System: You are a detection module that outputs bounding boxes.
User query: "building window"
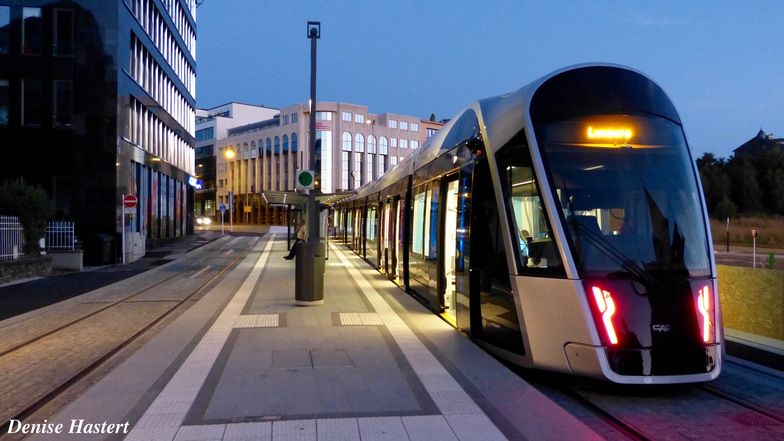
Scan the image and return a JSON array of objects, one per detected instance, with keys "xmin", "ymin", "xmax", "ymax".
[
  {"xmin": 22, "ymin": 7, "xmax": 42, "ymax": 55},
  {"xmin": 22, "ymin": 79, "xmax": 42, "ymax": 126},
  {"xmin": 54, "ymin": 80, "xmax": 72, "ymax": 127},
  {"xmin": 196, "ymin": 127, "xmax": 215, "ymax": 142},
  {"xmin": 400, "ymin": 121, "xmax": 408, "ymax": 131},
  {"xmin": 316, "ymin": 111, "xmax": 332, "ymax": 121},
  {"xmin": 377, "ymin": 152, "xmax": 384, "ymax": 177},
  {"xmin": 0, "ymin": 7, "xmax": 10, "ymax": 55},
  {"xmin": 282, "ymin": 115, "xmax": 289, "ymax": 125},
  {"xmin": 367, "ymin": 135, "xmax": 376, "ymax": 154},
  {"xmin": 291, "ymin": 132, "xmax": 298, "ymax": 153},
  {"xmin": 342, "ymin": 132, "xmax": 352, "ymax": 151},
  {"xmin": 354, "ymin": 152, "xmax": 362, "ymax": 188},
  {"xmin": 291, "ymin": 113, "xmax": 298, "ymax": 123},
  {"xmin": 411, "ymin": 123, "xmax": 419, "ymax": 132},
  {"xmin": 342, "ymin": 151, "xmax": 350, "ymax": 190},
  {"xmin": 400, "ymin": 139, "xmax": 408, "ymax": 149},
  {"xmin": 391, "ymin": 156, "xmax": 398, "ymax": 166},
  {"xmin": 354, "ymin": 133, "xmax": 364, "ymax": 152},
  {"xmin": 342, "ymin": 111, "xmax": 352, "ymax": 121},
  {"xmin": 366, "ymin": 153, "xmax": 373, "ymax": 183},
  {"xmin": 411, "ymin": 140, "xmax": 419, "ymax": 149},
  {"xmin": 354, "ymin": 113, "xmax": 364, "ymax": 124},
  {"xmin": 0, "ymin": 80, "xmax": 8, "ymax": 126},
  {"xmin": 389, "ymin": 119, "xmax": 397, "ymax": 129},
  {"xmin": 54, "ymin": 9, "xmax": 73, "ymax": 56},
  {"xmin": 379, "ymin": 137, "xmax": 388, "ymax": 155},
  {"xmin": 427, "ymin": 127, "xmax": 438, "ymax": 138},
  {"xmin": 390, "ymin": 138, "xmax": 397, "ymax": 148}
]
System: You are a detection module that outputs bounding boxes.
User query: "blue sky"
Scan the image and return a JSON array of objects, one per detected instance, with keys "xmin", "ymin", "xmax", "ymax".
[{"xmin": 194, "ymin": 1, "xmax": 784, "ymax": 159}]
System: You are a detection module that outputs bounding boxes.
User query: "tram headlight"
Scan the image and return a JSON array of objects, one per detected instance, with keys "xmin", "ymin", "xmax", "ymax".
[{"xmin": 591, "ymin": 286, "xmax": 619, "ymax": 345}]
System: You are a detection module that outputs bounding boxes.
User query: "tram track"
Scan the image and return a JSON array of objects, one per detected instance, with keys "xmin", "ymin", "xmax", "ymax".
[
  {"xmin": 515, "ymin": 354, "xmax": 784, "ymax": 440},
  {"xmin": 0, "ymin": 239, "xmax": 237, "ymax": 358},
  {"xmin": 0, "ymin": 235, "xmax": 261, "ymax": 437},
  {"xmin": 560, "ymin": 385, "xmax": 653, "ymax": 441}
]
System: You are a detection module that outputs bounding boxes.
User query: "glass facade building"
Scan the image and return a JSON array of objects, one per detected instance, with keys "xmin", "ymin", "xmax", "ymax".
[{"xmin": 0, "ymin": 0, "xmax": 197, "ymax": 262}]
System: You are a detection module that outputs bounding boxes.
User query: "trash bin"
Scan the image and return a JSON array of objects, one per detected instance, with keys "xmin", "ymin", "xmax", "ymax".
[
  {"xmin": 295, "ymin": 242, "xmax": 325, "ymax": 305},
  {"xmin": 84, "ymin": 233, "xmax": 114, "ymax": 265}
]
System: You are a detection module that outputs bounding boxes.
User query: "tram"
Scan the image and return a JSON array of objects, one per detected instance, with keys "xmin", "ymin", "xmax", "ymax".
[{"xmin": 332, "ymin": 64, "xmax": 722, "ymax": 384}]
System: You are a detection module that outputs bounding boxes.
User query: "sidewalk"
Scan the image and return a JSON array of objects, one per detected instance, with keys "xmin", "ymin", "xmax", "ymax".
[{"xmin": 29, "ymin": 232, "xmax": 599, "ymax": 440}]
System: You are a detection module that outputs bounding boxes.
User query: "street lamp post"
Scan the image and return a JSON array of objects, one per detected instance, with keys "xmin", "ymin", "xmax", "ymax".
[
  {"xmin": 293, "ymin": 20, "xmax": 325, "ymax": 306},
  {"xmin": 307, "ymin": 21, "xmax": 320, "ymax": 242}
]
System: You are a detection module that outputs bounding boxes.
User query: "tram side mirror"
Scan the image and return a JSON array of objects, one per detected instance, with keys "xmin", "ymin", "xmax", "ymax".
[{"xmin": 465, "ymin": 134, "xmax": 484, "ymax": 154}]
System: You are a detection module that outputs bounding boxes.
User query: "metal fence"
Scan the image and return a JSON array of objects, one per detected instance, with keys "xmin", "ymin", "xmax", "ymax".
[
  {"xmin": 0, "ymin": 215, "xmax": 25, "ymax": 261},
  {"xmin": 45, "ymin": 221, "xmax": 76, "ymax": 251}
]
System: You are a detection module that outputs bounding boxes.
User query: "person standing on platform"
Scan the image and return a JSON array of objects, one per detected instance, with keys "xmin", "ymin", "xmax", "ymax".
[{"xmin": 284, "ymin": 221, "xmax": 307, "ymax": 260}]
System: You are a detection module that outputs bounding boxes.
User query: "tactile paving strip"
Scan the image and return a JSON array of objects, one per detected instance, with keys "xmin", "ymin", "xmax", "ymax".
[
  {"xmin": 234, "ymin": 314, "xmax": 279, "ymax": 328},
  {"xmin": 339, "ymin": 312, "xmax": 384, "ymax": 326}
]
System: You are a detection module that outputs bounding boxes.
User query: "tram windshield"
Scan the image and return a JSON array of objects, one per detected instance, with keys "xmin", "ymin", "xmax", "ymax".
[{"xmin": 536, "ymin": 114, "xmax": 710, "ymax": 278}]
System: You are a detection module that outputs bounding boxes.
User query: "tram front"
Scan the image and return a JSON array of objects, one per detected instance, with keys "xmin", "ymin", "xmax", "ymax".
[{"xmin": 526, "ymin": 66, "xmax": 721, "ymax": 383}]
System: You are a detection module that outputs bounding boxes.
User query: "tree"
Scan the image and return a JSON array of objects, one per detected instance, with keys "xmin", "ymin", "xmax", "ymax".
[
  {"xmin": 0, "ymin": 179, "xmax": 55, "ymax": 255},
  {"xmin": 726, "ymin": 156, "xmax": 763, "ymax": 214},
  {"xmin": 697, "ymin": 152, "xmax": 734, "ymax": 218}
]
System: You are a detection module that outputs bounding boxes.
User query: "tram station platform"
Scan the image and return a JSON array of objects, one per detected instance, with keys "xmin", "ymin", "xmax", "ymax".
[{"xmin": 24, "ymin": 229, "xmax": 600, "ymax": 441}]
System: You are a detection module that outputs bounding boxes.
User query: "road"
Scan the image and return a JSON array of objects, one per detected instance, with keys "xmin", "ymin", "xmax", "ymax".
[{"xmin": 714, "ymin": 249, "xmax": 784, "ymax": 269}]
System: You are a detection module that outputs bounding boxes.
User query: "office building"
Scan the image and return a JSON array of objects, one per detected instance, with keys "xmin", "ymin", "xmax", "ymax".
[
  {"xmin": 216, "ymin": 102, "xmax": 443, "ymax": 225},
  {"xmin": 195, "ymin": 103, "xmax": 279, "ymax": 221},
  {"xmin": 0, "ymin": 0, "xmax": 197, "ymax": 263}
]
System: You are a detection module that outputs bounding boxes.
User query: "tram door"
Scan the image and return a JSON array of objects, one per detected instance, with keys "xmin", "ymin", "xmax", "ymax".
[
  {"xmin": 441, "ymin": 177, "xmax": 460, "ymax": 322},
  {"xmin": 381, "ymin": 200, "xmax": 395, "ymax": 278},
  {"xmin": 396, "ymin": 198, "xmax": 405, "ymax": 288}
]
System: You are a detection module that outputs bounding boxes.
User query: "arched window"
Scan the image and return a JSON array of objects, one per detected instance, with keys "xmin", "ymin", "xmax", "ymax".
[
  {"xmin": 274, "ymin": 136, "xmax": 280, "ymax": 155},
  {"xmin": 342, "ymin": 132, "xmax": 352, "ymax": 151},
  {"xmin": 354, "ymin": 133, "xmax": 364, "ymax": 152},
  {"xmin": 283, "ymin": 134, "xmax": 289, "ymax": 153},
  {"xmin": 291, "ymin": 133, "xmax": 298, "ymax": 153},
  {"xmin": 368, "ymin": 135, "xmax": 376, "ymax": 153},
  {"xmin": 266, "ymin": 138, "xmax": 272, "ymax": 153},
  {"xmin": 379, "ymin": 136, "xmax": 388, "ymax": 155}
]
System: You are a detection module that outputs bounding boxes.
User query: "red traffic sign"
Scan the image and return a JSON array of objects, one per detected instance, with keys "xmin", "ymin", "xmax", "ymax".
[
  {"xmin": 123, "ymin": 194, "xmax": 138, "ymax": 209},
  {"xmin": 750, "ymin": 228, "xmax": 758, "ymax": 238}
]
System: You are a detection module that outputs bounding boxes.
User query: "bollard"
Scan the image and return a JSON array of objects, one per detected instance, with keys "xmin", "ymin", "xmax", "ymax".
[
  {"xmin": 295, "ymin": 242, "xmax": 325, "ymax": 305},
  {"xmin": 769, "ymin": 252, "xmax": 775, "ymax": 269}
]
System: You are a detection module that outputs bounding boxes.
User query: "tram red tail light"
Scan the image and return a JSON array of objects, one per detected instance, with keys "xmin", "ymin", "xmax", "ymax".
[
  {"xmin": 591, "ymin": 286, "xmax": 619, "ymax": 345},
  {"xmin": 697, "ymin": 285, "xmax": 712, "ymax": 343}
]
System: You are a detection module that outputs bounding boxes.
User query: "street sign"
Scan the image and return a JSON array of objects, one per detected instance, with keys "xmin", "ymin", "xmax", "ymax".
[
  {"xmin": 123, "ymin": 194, "xmax": 138, "ymax": 208},
  {"xmin": 296, "ymin": 170, "xmax": 315, "ymax": 189},
  {"xmin": 751, "ymin": 228, "xmax": 758, "ymax": 238},
  {"xmin": 219, "ymin": 203, "xmax": 227, "ymax": 212}
]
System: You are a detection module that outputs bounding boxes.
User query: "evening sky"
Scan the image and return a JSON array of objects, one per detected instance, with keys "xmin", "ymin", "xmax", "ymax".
[{"xmin": 194, "ymin": 1, "xmax": 784, "ymax": 159}]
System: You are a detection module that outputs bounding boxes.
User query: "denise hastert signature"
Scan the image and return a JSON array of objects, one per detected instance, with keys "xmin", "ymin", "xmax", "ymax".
[{"xmin": 7, "ymin": 418, "xmax": 130, "ymax": 435}]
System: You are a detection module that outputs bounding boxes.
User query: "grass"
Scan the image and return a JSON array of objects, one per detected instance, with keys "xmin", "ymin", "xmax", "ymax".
[
  {"xmin": 717, "ymin": 265, "xmax": 784, "ymax": 341},
  {"xmin": 710, "ymin": 215, "xmax": 784, "ymax": 250}
]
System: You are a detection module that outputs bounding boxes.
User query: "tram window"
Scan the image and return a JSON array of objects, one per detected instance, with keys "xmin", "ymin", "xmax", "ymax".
[
  {"xmin": 366, "ymin": 206, "xmax": 377, "ymax": 240},
  {"xmin": 497, "ymin": 130, "xmax": 565, "ymax": 276},
  {"xmin": 412, "ymin": 187, "xmax": 426, "ymax": 255}
]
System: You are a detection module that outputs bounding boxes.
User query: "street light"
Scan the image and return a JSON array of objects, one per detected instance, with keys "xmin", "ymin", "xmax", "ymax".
[{"xmin": 223, "ymin": 147, "xmax": 235, "ymax": 230}]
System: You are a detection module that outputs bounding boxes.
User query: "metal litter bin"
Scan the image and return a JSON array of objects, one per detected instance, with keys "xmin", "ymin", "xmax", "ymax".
[{"xmin": 295, "ymin": 242, "xmax": 325, "ymax": 305}]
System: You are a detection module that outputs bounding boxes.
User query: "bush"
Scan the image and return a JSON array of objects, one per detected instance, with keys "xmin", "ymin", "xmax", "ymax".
[{"xmin": 0, "ymin": 179, "xmax": 55, "ymax": 255}]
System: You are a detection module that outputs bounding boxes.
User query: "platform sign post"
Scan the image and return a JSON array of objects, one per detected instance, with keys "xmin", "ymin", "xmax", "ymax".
[
  {"xmin": 122, "ymin": 194, "xmax": 137, "ymax": 264},
  {"xmin": 726, "ymin": 217, "xmax": 730, "ymax": 252},
  {"xmin": 219, "ymin": 203, "xmax": 227, "ymax": 235},
  {"xmin": 751, "ymin": 228, "xmax": 758, "ymax": 268},
  {"xmin": 228, "ymin": 191, "xmax": 233, "ymax": 233}
]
